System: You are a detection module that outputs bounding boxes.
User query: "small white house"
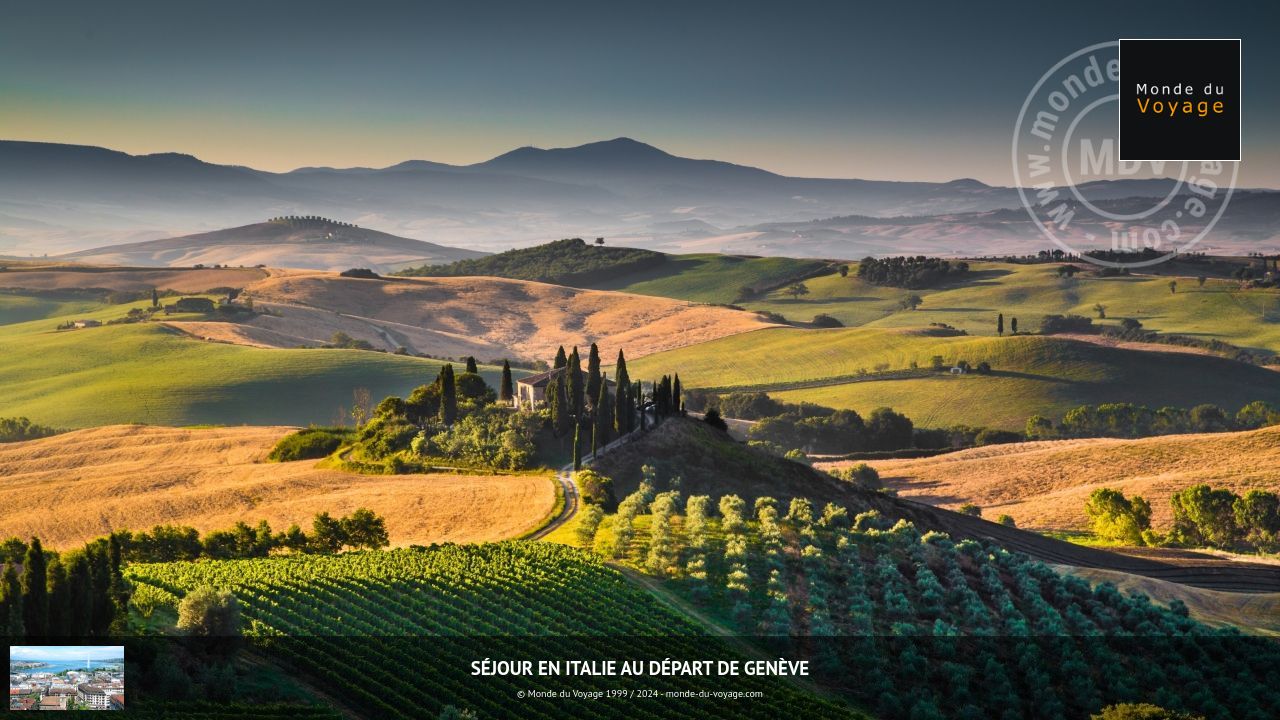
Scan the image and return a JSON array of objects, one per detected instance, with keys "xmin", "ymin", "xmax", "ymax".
[{"xmin": 949, "ymin": 366, "xmax": 966, "ymax": 375}]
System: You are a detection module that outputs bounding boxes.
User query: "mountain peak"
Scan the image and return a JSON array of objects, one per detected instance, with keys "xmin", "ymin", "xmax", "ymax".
[{"xmin": 479, "ymin": 137, "xmax": 672, "ymax": 167}]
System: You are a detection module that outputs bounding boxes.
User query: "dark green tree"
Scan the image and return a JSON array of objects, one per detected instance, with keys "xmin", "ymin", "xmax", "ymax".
[
  {"xmin": 66, "ymin": 552, "xmax": 93, "ymax": 637},
  {"xmin": 2, "ymin": 565, "xmax": 23, "ymax": 636},
  {"xmin": 310, "ymin": 512, "xmax": 349, "ymax": 553},
  {"xmin": 499, "ymin": 360, "xmax": 513, "ymax": 403},
  {"xmin": 593, "ymin": 373, "xmax": 612, "ymax": 453},
  {"xmin": 46, "ymin": 557, "xmax": 69, "ymax": 635},
  {"xmin": 614, "ymin": 350, "xmax": 631, "ymax": 434},
  {"xmin": 465, "ymin": 356, "xmax": 478, "ymax": 374},
  {"xmin": 567, "ymin": 347, "xmax": 585, "ymax": 418},
  {"xmin": 21, "ymin": 537, "xmax": 48, "ymax": 637},
  {"xmin": 553, "ymin": 346, "xmax": 567, "ymax": 369},
  {"xmin": 151, "ymin": 287, "xmax": 159, "ymax": 308},
  {"xmin": 997, "ymin": 313, "xmax": 1004, "ymax": 336},
  {"xmin": 586, "ymin": 343, "xmax": 602, "ymax": 410},
  {"xmin": 1011, "ymin": 317, "xmax": 1018, "ymax": 333},
  {"xmin": 88, "ymin": 544, "xmax": 113, "ymax": 636},
  {"xmin": 673, "ymin": 374, "xmax": 682, "ymax": 414},
  {"xmin": 572, "ymin": 421, "xmax": 582, "ymax": 471},
  {"xmin": 438, "ymin": 364, "xmax": 458, "ymax": 425}
]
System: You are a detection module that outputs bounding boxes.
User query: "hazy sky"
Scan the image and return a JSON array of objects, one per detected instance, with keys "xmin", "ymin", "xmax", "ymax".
[{"xmin": 3, "ymin": 0, "xmax": 1277, "ymax": 185}]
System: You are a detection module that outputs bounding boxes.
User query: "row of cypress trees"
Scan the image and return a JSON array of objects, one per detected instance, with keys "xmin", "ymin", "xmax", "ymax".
[{"xmin": 0, "ymin": 535, "xmax": 126, "ymax": 638}]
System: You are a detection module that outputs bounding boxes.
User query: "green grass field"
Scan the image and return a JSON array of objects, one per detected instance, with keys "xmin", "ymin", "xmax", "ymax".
[
  {"xmin": 631, "ymin": 327, "xmax": 1280, "ymax": 429},
  {"xmin": 741, "ymin": 262, "xmax": 1280, "ymax": 352},
  {"xmin": 0, "ymin": 307, "xmax": 506, "ymax": 428},
  {"xmin": 586, "ymin": 253, "xmax": 829, "ymax": 304},
  {"xmin": 0, "ymin": 293, "xmax": 107, "ymax": 325}
]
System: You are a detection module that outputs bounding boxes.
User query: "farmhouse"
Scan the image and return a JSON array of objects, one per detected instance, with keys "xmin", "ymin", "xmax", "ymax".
[
  {"xmin": 514, "ymin": 368, "xmax": 561, "ymax": 409},
  {"xmin": 72, "ymin": 319, "xmax": 101, "ymax": 328},
  {"xmin": 514, "ymin": 367, "xmax": 615, "ymax": 410},
  {"xmin": 167, "ymin": 297, "xmax": 216, "ymax": 313}
]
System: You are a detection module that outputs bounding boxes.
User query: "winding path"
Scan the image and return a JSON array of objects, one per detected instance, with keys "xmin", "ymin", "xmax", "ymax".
[{"xmin": 525, "ymin": 465, "xmax": 578, "ymax": 540}]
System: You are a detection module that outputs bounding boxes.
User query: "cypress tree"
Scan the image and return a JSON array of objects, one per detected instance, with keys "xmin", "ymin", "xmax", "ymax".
[
  {"xmin": 586, "ymin": 343, "xmax": 602, "ymax": 409},
  {"xmin": 614, "ymin": 350, "xmax": 631, "ymax": 435},
  {"xmin": 567, "ymin": 347, "xmax": 585, "ymax": 419},
  {"xmin": 88, "ymin": 545, "xmax": 113, "ymax": 637},
  {"xmin": 572, "ymin": 421, "xmax": 582, "ymax": 471},
  {"xmin": 548, "ymin": 374, "xmax": 571, "ymax": 436},
  {"xmin": 997, "ymin": 313, "xmax": 1004, "ymax": 336},
  {"xmin": 499, "ymin": 360, "xmax": 514, "ymax": 404},
  {"xmin": 65, "ymin": 552, "xmax": 91, "ymax": 638},
  {"xmin": 673, "ymin": 374, "xmax": 682, "ymax": 415},
  {"xmin": 465, "ymin": 356, "xmax": 479, "ymax": 374},
  {"xmin": 438, "ymin": 364, "xmax": 457, "ymax": 425},
  {"xmin": 553, "ymin": 346, "xmax": 567, "ymax": 369},
  {"xmin": 151, "ymin": 287, "xmax": 159, "ymax": 308},
  {"xmin": 1011, "ymin": 317, "xmax": 1018, "ymax": 334},
  {"xmin": 46, "ymin": 558, "xmax": 69, "ymax": 636},
  {"xmin": 594, "ymin": 373, "xmax": 612, "ymax": 452},
  {"xmin": 21, "ymin": 537, "xmax": 48, "ymax": 637},
  {"xmin": 2, "ymin": 565, "xmax": 22, "ymax": 636},
  {"xmin": 638, "ymin": 382, "xmax": 648, "ymax": 431}
]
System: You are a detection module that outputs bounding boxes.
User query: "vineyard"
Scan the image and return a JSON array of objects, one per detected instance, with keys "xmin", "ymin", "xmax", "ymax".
[
  {"xmin": 582, "ymin": 480, "xmax": 1280, "ymax": 720},
  {"xmin": 125, "ymin": 543, "xmax": 863, "ymax": 719}
]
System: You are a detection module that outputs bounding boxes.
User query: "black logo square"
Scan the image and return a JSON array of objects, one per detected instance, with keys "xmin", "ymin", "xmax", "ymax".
[{"xmin": 1119, "ymin": 39, "xmax": 1240, "ymax": 161}]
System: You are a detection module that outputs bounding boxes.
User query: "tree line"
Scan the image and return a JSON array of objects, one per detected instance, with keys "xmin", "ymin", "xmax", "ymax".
[
  {"xmin": 1086, "ymin": 485, "xmax": 1280, "ymax": 551},
  {"xmin": 1027, "ymin": 400, "xmax": 1280, "ymax": 440},
  {"xmin": 0, "ymin": 535, "xmax": 125, "ymax": 638},
  {"xmin": 856, "ymin": 256, "xmax": 970, "ymax": 289}
]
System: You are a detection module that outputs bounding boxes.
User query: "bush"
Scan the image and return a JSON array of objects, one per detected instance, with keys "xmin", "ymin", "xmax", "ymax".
[
  {"xmin": 177, "ymin": 586, "xmax": 241, "ymax": 636},
  {"xmin": 957, "ymin": 504, "xmax": 982, "ymax": 517},
  {"xmin": 974, "ymin": 428, "xmax": 1022, "ymax": 446},
  {"xmin": 837, "ymin": 463, "xmax": 882, "ymax": 491},
  {"xmin": 702, "ymin": 408, "xmax": 729, "ymax": 432},
  {"xmin": 1092, "ymin": 704, "xmax": 1205, "ymax": 720},
  {"xmin": 996, "ymin": 514, "xmax": 1016, "ymax": 527},
  {"xmin": 0, "ymin": 417, "xmax": 58, "ymax": 443},
  {"xmin": 267, "ymin": 427, "xmax": 354, "ymax": 462},
  {"xmin": 576, "ymin": 470, "xmax": 615, "ymax": 509},
  {"xmin": 1039, "ymin": 314, "xmax": 1094, "ymax": 334},
  {"xmin": 339, "ymin": 268, "xmax": 380, "ymax": 279},
  {"xmin": 810, "ymin": 313, "xmax": 843, "ymax": 328}
]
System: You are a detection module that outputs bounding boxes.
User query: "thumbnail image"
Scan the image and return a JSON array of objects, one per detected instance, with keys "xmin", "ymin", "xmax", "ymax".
[{"xmin": 9, "ymin": 646, "xmax": 124, "ymax": 711}]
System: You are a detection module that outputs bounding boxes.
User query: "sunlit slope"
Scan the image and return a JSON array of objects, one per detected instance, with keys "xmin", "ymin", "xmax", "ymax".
[
  {"xmin": 816, "ymin": 424, "xmax": 1280, "ymax": 532},
  {"xmin": 584, "ymin": 253, "xmax": 828, "ymax": 304},
  {"xmin": 0, "ymin": 425, "xmax": 553, "ymax": 547},
  {"xmin": 0, "ymin": 320, "xmax": 482, "ymax": 428},
  {"xmin": 741, "ymin": 262, "xmax": 1280, "ymax": 352},
  {"xmin": 631, "ymin": 327, "xmax": 1280, "ymax": 429}
]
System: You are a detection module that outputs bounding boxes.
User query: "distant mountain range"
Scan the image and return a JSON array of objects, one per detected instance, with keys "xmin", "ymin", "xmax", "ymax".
[
  {"xmin": 1, "ymin": 138, "xmax": 1276, "ymax": 260},
  {"xmin": 59, "ymin": 218, "xmax": 486, "ymax": 272}
]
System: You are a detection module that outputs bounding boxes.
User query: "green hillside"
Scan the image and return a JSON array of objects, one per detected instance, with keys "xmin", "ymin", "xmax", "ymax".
[
  {"xmin": 397, "ymin": 236, "xmax": 666, "ymax": 285},
  {"xmin": 0, "ymin": 313, "xmax": 503, "ymax": 428},
  {"xmin": 743, "ymin": 262, "xmax": 1280, "ymax": 352},
  {"xmin": 630, "ymin": 328, "xmax": 1280, "ymax": 429},
  {"xmin": 586, "ymin": 253, "xmax": 830, "ymax": 304},
  {"xmin": 0, "ymin": 292, "xmax": 106, "ymax": 324},
  {"xmin": 126, "ymin": 543, "xmax": 861, "ymax": 720},
  {"xmin": 581, "ymin": 478, "xmax": 1280, "ymax": 720}
]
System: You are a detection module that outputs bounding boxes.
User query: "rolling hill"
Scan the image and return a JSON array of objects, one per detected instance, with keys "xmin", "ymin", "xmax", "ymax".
[
  {"xmin": 0, "ymin": 425, "xmax": 555, "ymax": 548},
  {"xmin": 0, "ymin": 306, "xmax": 496, "ymax": 427},
  {"xmin": 59, "ymin": 217, "xmax": 485, "ymax": 272},
  {"xmin": 819, "ymin": 424, "xmax": 1280, "ymax": 532},
  {"xmin": 629, "ymin": 327, "xmax": 1280, "ymax": 429},
  {"xmin": 175, "ymin": 270, "xmax": 778, "ymax": 363}
]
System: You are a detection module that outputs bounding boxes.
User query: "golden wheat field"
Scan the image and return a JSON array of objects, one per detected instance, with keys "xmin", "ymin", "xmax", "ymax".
[
  {"xmin": 0, "ymin": 425, "xmax": 556, "ymax": 549},
  {"xmin": 170, "ymin": 270, "xmax": 776, "ymax": 362},
  {"xmin": 817, "ymin": 426, "xmax": 1280, "ymax": 531}
]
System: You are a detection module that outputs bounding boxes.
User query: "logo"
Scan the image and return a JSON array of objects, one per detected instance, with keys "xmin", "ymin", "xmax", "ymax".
[{"xmin": 1012, "ymin": 41, "xmax": 1238, "ymax": 268}]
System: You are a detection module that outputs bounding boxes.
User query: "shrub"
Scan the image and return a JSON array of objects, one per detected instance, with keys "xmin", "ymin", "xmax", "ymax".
[
  {"xmin": 811, "ymin": 313, "xmax": 844, "ymax": 328},
  {"xmin": 1039, "ymin": 314, "xmax": 1094, "ymax": 334},
  {"xmin": 575, "ymin": 470, "xmax": 615, "ymax": 508},
  {"xmin": 177, "ymin": 586, "xmax": 241, "ymax": 636},
  {"xmin": 974, "ymin": 428, "xmax": 1022, "ymax": 446},
  {"xmin": 957, "ymin": 504, "xmax": 982, "ymax": 517},
  {"xmin": 996, "ymin": 514, "xmax": 1017, "ymax": 527},
  {"xmin": 267, "ymin": 427, "xmax": 353, "ymax": 462},
  {"xmin": 702, "ymin": 408, "xmax": 729, "ymax": 432}
]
